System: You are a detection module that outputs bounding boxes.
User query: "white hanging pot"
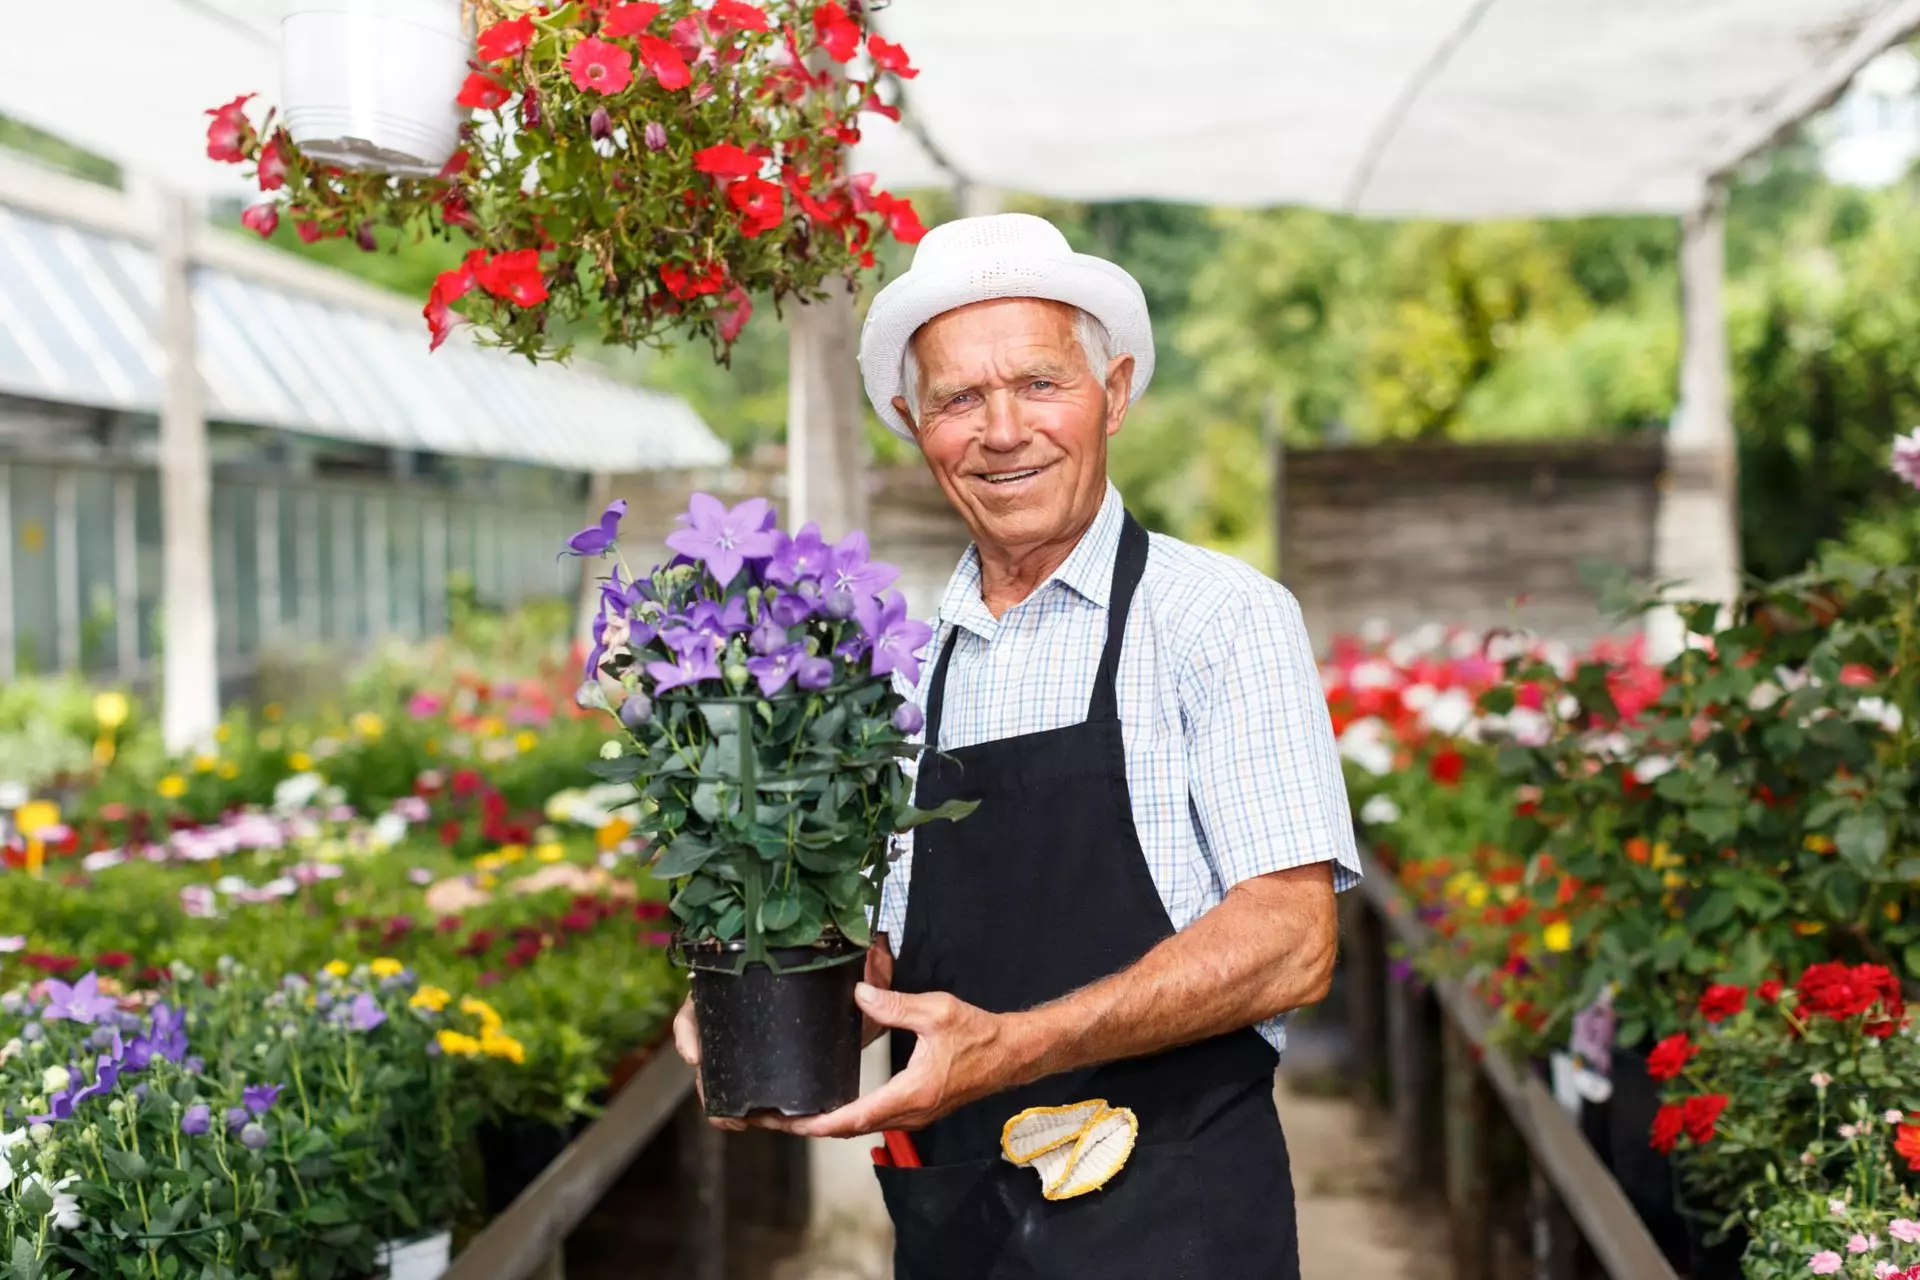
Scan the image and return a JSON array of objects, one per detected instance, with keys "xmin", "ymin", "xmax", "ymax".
[
  {"xmin": 377, "ymin": 1229, "xmax": 454, "ymax": 1280},
  {"xmin": 280, "ymin": 0, "xmax": 473, "ymax": 176}
]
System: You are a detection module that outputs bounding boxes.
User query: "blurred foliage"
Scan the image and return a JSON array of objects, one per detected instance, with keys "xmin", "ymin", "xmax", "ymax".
[{"xmin": 0, "ymin": 112, "xmax": 120, "ymax": 185}]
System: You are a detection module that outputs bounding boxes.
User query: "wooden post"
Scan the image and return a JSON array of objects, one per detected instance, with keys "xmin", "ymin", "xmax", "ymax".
[
  {"xmin": 157, "ymin": 193, "xmax": 220, "ymax": 752},
  {"xmin": 1442, "ymin": 1018, "xmax": 1495, "ymax": 1280},
  {"xmin": 1529, "ymin": 1159, "xmax": 1582, "ymax": 1280},
  {"xmin": 1387, "ymin": 965, "xmax": 1438, "ymax": 1187},
  {"xmin": 1648, "ymin": 190, "xmax": 1739, "ymax": 662},
  {"xmin": 1341, "ymin": 893, "xmax": 1385, "ymax": 1105},
  {"xmin": 786, "ymin": 287, "xmax": 868, "ymax": 540},
  {"xmin": 678, "ymin": 1097, "xmax": 726, "ymax": 1280}
]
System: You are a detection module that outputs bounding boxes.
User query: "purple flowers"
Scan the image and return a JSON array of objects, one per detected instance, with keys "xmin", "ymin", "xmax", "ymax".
[
  {"xmin": 859, "ymin": 592, "xmax": 936, "ymax": 685},
  {"xmin": 745, "ymin": 644, "xmax": 805, "ymax": 697},
  {"xmin": 180, "ymin": 1104, "xmax": 211, "ymax": 1136},
  {"xmin": 649, "ymin": 633, "xmax": 722, "ymax": 694},
  {"xmin": 664, "ymin": 494, "xmax": 779, "ymax": 588},
  {"xmin": 1895, "ymin": 427, "xmax": 1920, "ymax": 490},
  {"xmin": 127, "ymin": 1003, "xmax": 187, "ymax": 1070},
  {"xmin": 766, "ymin": 522, "xmax": 833, "ymax": 586},
  {"xmin": 345, "ymin": 993, "xmax": 386, "ymax": 1033},
  {"xmin": 242, "ymin": 1083, "xmax": 281, "ymax": 1117},
  {"xmin": 565, "ymin": 498, "xmax": 628, "ymax": 558},
  {"xmin": 41, "ymin": 974, "xmax": 118, "ymax": 1026},
  {"xmin": 892, "ymin": 702, "xmax": 924, "ymax": 735},
  {"xmin": 240, "ymin": 1123, "xmax": 269, "ymax": 1151}
]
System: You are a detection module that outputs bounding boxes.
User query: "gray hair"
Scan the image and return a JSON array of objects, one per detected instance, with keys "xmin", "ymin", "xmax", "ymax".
[{"xmin": 900, "ymin": 306, "xmax": 1114, "ymax": 423}]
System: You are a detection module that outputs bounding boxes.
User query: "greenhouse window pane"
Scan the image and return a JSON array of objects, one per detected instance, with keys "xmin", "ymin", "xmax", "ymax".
[{"xmin": 10, "ymin": 465, "xmax": 57, "ymax": 675}]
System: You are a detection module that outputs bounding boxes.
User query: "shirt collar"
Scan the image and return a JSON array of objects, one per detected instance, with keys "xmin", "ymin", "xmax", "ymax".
[{"xmin": 935, "ymin": 482, "xmax": 1124, "ymax": 639}]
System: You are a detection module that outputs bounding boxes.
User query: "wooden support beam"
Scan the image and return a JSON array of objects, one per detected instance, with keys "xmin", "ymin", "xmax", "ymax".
[
  {"xmin": 1530, "ymin": 1159, "xmax": 1582, "ymax": 1280},
  {"xmin": 157, "ymin": 193, "xmax": 219, "ymax": 752},
  {"xmin": 1340, "ymin": 889, "xmax": 1385, "ymax": 1105},
  {"xmin": 1443, "ymin": 1016, "xmax": 1495, "ymax": 1280},
  {"xmin": 787, "ymin": 287, "xmax": 868, "ymax": 540},
  {"xmin": 678, "ymin": 1096, "xmax": 726, "ymax": 1280},
  {"xmin": 1386, "ymin": 955, "xmax": 1438, "ymax": 1188}
]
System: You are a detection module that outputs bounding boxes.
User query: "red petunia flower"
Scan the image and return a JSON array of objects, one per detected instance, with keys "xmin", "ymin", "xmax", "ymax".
[
  {"xmin": 812, "ymin": 2, "xmax": 859, "ymax": 61},
  {"xmin": 603, "ymin": 2, "xmax": 662, "ymax": 38},
  {"xmin": 659, "ymin": 260, "xmax": 726, "ymax": 299},
  {"xmin": 438, "ymin": 819, "xmax": 463, "ymax": 846},
  {"xmin": 568, "ymin": 36, "xmax": 635, "ymax": 94},
  {"xmin": 241, "ymin": 203, "xmax": 279, "ymax": 239},
  {"xmin": 295, "ymin": 220, "xmax": 326, "ymax": 245},
  {"xmin": 436, "ymin": 148, "xmax": 473, "ymax": 180},
  {"xmin": 423, "ymin": 254, "xmax": 479, "ymax": 350},
  {"xmin": 1696, "ymin": 984, "xmax": 1748, "ymax": 1023},
  {"xmin": 866, "ymin": 34, "xmax": 917, "ymax": 78},
  {"xmin": 474, "ymin": 248, "xmax": 550, "ymax": 308},
  {"xmin": 1896, "ymin": 1120, "xmax": 1920, "ymax": 1172},
  {"xmin": 457, "ymin": 72, "xmax": 513, "ymax": 111},
  {"xmin": 1681, "ymin": 1094, "xmax": 1728, "ymax": 1145},
  {"xmin": 450, "ymin": 769, "xmax": 485, "ymax": 798},
  {"xmin": 1646, "ymin": 1033, "xmax": 1695, "ymax": 1082},
  {"xmin": 694, "ymin": 142, "xmax": 760, "ymax": 178},
  {"xmin": 635, "ymin": 34, "xmax": 691, "ymax": 90},
  {"xmin": 715, "ymin": 285, "xmax": 753, "ymax": 342},
  {"xmin": 256, "ymin": 135, "xmax": 289, "ymax": 191},
  {"xmin": 94, "ymin": 951, "xmax": 134, "ymax": 970},
  {"xmin": 1650, "ymin": 1103, "xmax": 1684, "ymax": 1154},
  {"xmin": 1427, "ymin": 747, "xmax": 1466, "ymax": 788},
  {"xmin": 205, "ymin": 93, "xmax": 255, "ymax": 164},
  {"xmin": 477, "ymin": 15, "xmax": 536, "ymax": 61},
  {"xmin": 727, "ymin": 175, "xmax": 784, "ymax": 237},
  {"xmin": 1757, "ymin": 978, "xmax": 1782, "ymax": 1003},
  {"xmin": 707, "ymin": 0, "xmax": 769, "ymax": 33},
  {"xmin": 22, "ymin": 953, "xmax": 78, "ymax": 975}
]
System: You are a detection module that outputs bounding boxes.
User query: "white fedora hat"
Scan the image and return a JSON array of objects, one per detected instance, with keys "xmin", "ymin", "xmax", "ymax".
[{"xmin": 858, "ymin": 213, "xmax": 1156, "ymax": 442}]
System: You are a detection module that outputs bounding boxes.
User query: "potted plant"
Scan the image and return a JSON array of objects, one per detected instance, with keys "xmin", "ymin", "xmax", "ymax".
[
  {"xmin": 210, "ymin": 0, "xmax": 926, "ymax": 361},
  {"xmin": 565, "ymin": 494, "xmax": 975, "ymax": 1117},
  {"xmin": 280, "ymin": 0, "xmax": 474, "ymax": 176}
]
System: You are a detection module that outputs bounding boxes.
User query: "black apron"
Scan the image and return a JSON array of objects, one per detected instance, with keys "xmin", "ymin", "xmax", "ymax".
[{"xmin": 873, "ymin": 512, "xmax": 1300, "ymax": 1280}]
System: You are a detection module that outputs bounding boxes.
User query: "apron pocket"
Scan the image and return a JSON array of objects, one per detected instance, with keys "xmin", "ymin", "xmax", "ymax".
[
  {"xmin": 1018, "ymin": 1142, "xmax": 1215, "ymax": 1279},
  {"xmin": 874, "ymin": 1157, "xmax": 1021, "ymax": 1280}
]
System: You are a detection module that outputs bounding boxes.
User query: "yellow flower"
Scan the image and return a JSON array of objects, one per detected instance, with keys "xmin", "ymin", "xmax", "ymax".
[
  {"xmin": 534, "ymin": 842, "xmax": 566, "ymax": 864},
  {"xmin": 596, "ymin": 819, "xmax": 632, "ymax": 851},
  {"xmin": 1662, "ymin": 870, "xmax": 1686, "ymax": 891},
  {"xmin": 157, "ymin": 775, "xmax": 187, "ymax": 800},
  {"xmin": 369, "ymin": 957, "xmax": 404, "ymax": 978},
  {"xmin": 475, "ymin": 845, "xmax": 525, "ymax": 872},
  {"xmin": 214, "ymin": 724, "xmax": 232, "ymax": 744},
  {"xmin": 436, "ymin": 1030, "xmax": 482, "ymax": 1057},
  {"xmin": 460, "ymin": 996, "xmax": 503, "ymax": 1032},
  {"xmin": 288, "ymin": 752, "xmax": 314, "ymax": 772},
  {"xmin": 92, "ymin": 691, "xmax": 129, "ymax": 730},
  {"xmin": 1793, "ymin": 921, "xmax": 1827, "ymax": 936},
  {"xmin": 1804, "ymin": 834, "xmax": 1836, "ymax": 855},
  {"xmin": 514, "ymin": 730, "xmax": 539, "ymax": 753},
  {"xmin": 477, "ymin": 872, "xmax": 498, "ymax": 889},
  {"xmin": 264, "ymin": 703, "xmax": 284, "ymax": 723},
  {"xmin": 409, "ymin": 985, "xmax": 452, "ymax": 1013},
  {"xmin": 1887, "ymin": 901, "xmax": 1902, "ymax": 923},
  {"xmin": 1542, "ymin": 921, "xmax": 1573, "ymax": 953},
  {"xmin": 323, "ymin": 959, "xmax": 350, "ymax": 978},
  {"xmin": 478, "ymin": 716, "xmax": 506, "ymax": 739},
  {"xmin": 191, "ymin": 754, "xmax": 217, "ymax": 774},
  {"xmin": 13, "ymin": 800, "xmax": 60, "ymax": 837},
  {"xmin": 217, "ymin": 761, "xmax": 240, "ymax": 780},
  {"xmin": 425, "ymin": 738, "xmax": 440, "ymax": 757},
  {"xmin": 352, "ymin": 712, "xmax": 385, "ymax": 740},
  {"xmin": 480, "ymin": 1031, "xmax": 526, "ymax": 1064}
]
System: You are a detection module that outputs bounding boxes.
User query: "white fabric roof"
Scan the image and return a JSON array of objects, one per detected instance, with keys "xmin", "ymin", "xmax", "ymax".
[{"xmin": 3, "ymin": 0, "xmax": 1918, "ymax": 217}]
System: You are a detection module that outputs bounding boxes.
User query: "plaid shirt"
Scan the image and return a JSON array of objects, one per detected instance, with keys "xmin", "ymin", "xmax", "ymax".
[{"xmin": 879, "ymin": 483, "xmax": 1362, "ymax": 1053}]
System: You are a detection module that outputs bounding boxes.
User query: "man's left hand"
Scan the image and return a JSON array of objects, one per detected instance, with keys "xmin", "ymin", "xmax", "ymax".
[{"xmin": 781, "ymin": 982, "xmax": 1026, "ymax": 1139}]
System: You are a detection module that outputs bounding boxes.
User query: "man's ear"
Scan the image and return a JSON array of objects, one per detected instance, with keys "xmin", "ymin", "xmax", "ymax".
[
  {"xmin": 1103, "ymin": 354, "xmax": 1135, "ymax": 437},
  {"xmin": 891, "ymin": 396, "xmax": 918, "ymax": 439}
]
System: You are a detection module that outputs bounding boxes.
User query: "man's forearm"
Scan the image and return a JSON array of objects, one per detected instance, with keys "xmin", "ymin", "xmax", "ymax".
[{"xmin": 1001, "ymin": 863, "xmax": 1338, "ymax": 1086}]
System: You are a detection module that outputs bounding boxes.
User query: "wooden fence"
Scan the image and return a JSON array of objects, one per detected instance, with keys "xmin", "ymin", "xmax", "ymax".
[{"xmin": 1343, "ymin": 845, "xmax": 1679, "ymax": 1280}]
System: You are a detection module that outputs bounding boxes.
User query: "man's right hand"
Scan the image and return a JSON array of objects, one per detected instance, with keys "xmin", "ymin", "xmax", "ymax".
[{"xmin": 673, "ymin": 938, "xmax": 895, "ymax": 1130}]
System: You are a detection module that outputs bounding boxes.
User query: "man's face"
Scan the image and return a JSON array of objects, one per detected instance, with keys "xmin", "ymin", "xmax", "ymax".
[{"xmin": 895, "ymin": 298, "xmax": 1133, "ymax": 556}]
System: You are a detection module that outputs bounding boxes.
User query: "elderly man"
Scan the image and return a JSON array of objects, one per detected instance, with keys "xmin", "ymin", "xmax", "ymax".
[{"xmin": 676, "ymin": 213, "xmax": 1360, "ymax": 1278}]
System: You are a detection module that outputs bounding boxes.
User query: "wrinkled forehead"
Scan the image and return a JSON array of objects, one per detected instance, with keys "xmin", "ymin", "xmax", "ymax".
[{"xmin": 906, "ymin": 297, "xmax": 1083, "ymax": 377}]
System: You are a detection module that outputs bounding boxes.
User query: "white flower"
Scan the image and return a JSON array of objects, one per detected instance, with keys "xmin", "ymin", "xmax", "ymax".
[
  {"xmin": 23, "ymin": 1176, "xmax": 83, "ymax": 1231},
  {"xmin": 272, "ymin": 772, "xmax": 325, "ymax": 813},
  {"xmin": 1631, "ymin": 756, "xmax": 1675, "ymax": 784},
  {"xmin": 1832, "ymin": 1199, "xmax": 1851, "ymax": 1218},
  {"xmin": 1747, "ymin": 681, "xmax": 1783, "ymax": 711},
  {"xmin": 0, "ymin": 1128, "xmax": 24, "ymax": 1193},
  {"xmin": 1358, "ymin": 795, "xmax": 1401, "ymax": 826},
  {"xmin": 214, "ymin": 875, "xmax": 249, "ymax": 895},
  {"xmin": 0, "ymin": 936, "xmax": 23, "ymax": 954},
  {"xmin": 1555, "ymin": 694, "xmax": 1581, "ymax": 721},
  {"xmin": 1853, "ymin": 697, "xmax": 1903, "ymax": 733},
  {"xmin": 1485, "ymin": 631, "xmax": 1534, "ymax": 665},
  {"xmin": 1812, "ymin": 1071, "xmax": 1834, "ymax": 1089},
  {"xmin": 80, "ymin": 848, "xmax": 126, "ymax": 873},
  {"xmin": 41, "ymin": 1066, "xmax": 69, "ymax": 1095},
  {"xmin": 1337, "ymin": 719, "xmax": 1395, "ymax": 777},
  {"xmin": 1400, "ymin": 683, "xmax": 1439, "ymax": 713},
  {"xmin": 599, "ymin": 740, "xmax": 624, "ymax": 761},
  {"xmin": 1506, "ymin": 707, "xmax": 1552, "ymax": 747},
  {"xmin": 1422, "ymin": 689, "xmax": 1476, "ymax": 738},
  {"xmin": 370, "ymin": 811, "xmax": 409, "ymax": 849},
  {"xmin": 1359, "ymin": 617, "xmax": 1393, "ymax": 646},
  {"xmin": 1348, "ymin": 659, "xmax": 1398, "ymax": 691},
  {"xmin": 1888, "ymin": 1110, "xmax": 1905, "ymax": 1125},
  {"xmin": 1840, "ymin": 1124, "xmax": 1859, "ymax": 1140},
  {"xmin": 0, "ymin": 781, "xmax": 26, "ymax": 810},
  {"xmin": 1408, "ymin": 622, "xmax": 1448, "ymax": 655}
]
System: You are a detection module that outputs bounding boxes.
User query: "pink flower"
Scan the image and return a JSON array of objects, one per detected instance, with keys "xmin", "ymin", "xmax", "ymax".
[
  {"xmin": 1850, "ymin": 1233, "xmax": 1876, "ymax": 1254},
  {"xmin": 407, "ymin": 692, "xmax": 445, "ymax": 720},
  {"xmin": 0, "ymin": 936, "xmax": 24, "ymax": 953},
  {"xmin": 1809, "ymin": 1253, "xmax": 1844, "ymax": 1275},
  {"xmin": 566, "ymin": 37, "xmax": 634, "ymax": 94},
  {"xmin": 1894, "ymin": 428, "xmax": 1920, "ymax": 490},
  {"xmin": 1890, "ymin": 1220, "xmax": 1920, "ymax": 1244},
  {"xmin": 240, "ymin": 203, "xmax": 279, "ymax": 239}
]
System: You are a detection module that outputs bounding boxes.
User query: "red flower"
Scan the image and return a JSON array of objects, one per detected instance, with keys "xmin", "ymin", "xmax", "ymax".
[
  {"xmin": 634, "ymin": 901, "xmax": 669, "ymax": 921},
  {"xmin": 240, "ymin": 203, "xmax": 279, "ymax": 239},
  {"xmin": 436, "ymin": 148, "xmax": 473, "ymax": 180},
  {"xmin": 204, "ymin": 93, "xmax": 255, "ymax": 163},
  {"xmin": 294, "ymin": 219, "xmax": 326, "ymax": 245},
  {"xmin": 707, "ymin": 0, "xmax": 769, "ymax": 33},
  {"xmin": 256, "ymin": 135, "xmax": 289, "ymax": 191},
  {"xmin": 603, "ymin": 2, "xmax": 662, "ymax": 37},
  {"xmin": 866, "ymin": 34, "xmax": 917, "ymax": 78},
  {"xmin": 1757, "ymin": 978, "xmax": 1782, "ymax": 1003},
  {"xmin": 438, "ymin": 819, "xmax": 463, "ymax": 846},
  {"xmin": 93, "ymin": 951, "xmax": 133, "ymax": 970},
  {"xmin": 635, "ymin": 34, "xmax": 691, "ymax": 90},
  {"xmin": 1796, "ymin": 961, "xmax": 1904, "ymax": 1024},
  {"xmin": 1427, "ymin": 747, "xmax": 1466, "ymax": 788},
  {"xmin": 450, "ymin": 769, "xmax": 485, "ymax": 798},
  {"xmin": 477, "ymin": 15, "xmax": 536, "ymax": 61},
  {"xmin": 659, "ymin": 260, "xmax": 726, "ymax": 299},
  {"xmin": 869, "ymin": 189, "xmax": 926, "ymax": 244},
  {"xmin": 1896, "ymin": 1120, "xmax": 1920, "ymax": 1172},
  {"xmin": 1650, "ymin": 1103, "xmax": 1684, "ymax": 1154},
  {"xmin": 456, "ymin": 72, "xmax": 513, "ymax": 110},
  {"xmin": 424, "ymin": 256, "xmax": 478, "ymax": 350},
  {"xmin": 727, "ymin": 175, "xmax": 784, "ymax": 237},
  {"xmin": 458, "ymin": 929, "xmax": 496, "ymax": 959},
  {"xmin": 812, "ymin": 2, "xmax": 860, "ymax": 61},
  {"xmin": 1646, "ymin": 1033, "xmax": 1695, "ymax": 1082},
  {"xmin": 694, "ymin": 142, "xmax": 760, "ymax": 178},
  {"xmin": 1696, "ymin": 984, "xmax": 1748, "ymax": 1023},
  {"xmin": 474, "ymin": 248, "xmax": 550, "ymax": 307},
  {"xmin": 568, "ymin": 36, "xmax": 635, "ymax": 94},
  {"xmin": 1681, "ymin": 1094, "xmax": 1728, "ymax": 1145},
  {"xmin": 22, "ymin": 953, "xmax": 78, "ymax": 975},
  {"xmin": 715, "ymin": 285, "xmax": 753, "ymax": 342}
]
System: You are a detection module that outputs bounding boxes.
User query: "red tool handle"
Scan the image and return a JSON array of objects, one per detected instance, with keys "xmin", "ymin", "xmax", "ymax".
[
  {"xmin": 870, "ymin": 1144, "xmax": 893, "ymax": 1167},
  {"xmin": 883, "ymin": 1129, "xmax": 922, "ymax": 1168}
]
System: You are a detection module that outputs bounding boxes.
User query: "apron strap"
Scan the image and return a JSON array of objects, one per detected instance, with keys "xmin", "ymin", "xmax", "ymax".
[
  {"xmin": 923, "ymin": 509, "xmax": 1152, "ymax": 750},
  {"xmin": 1086, "ymin": 512, "xmax": 1150, "ymax": 723}
]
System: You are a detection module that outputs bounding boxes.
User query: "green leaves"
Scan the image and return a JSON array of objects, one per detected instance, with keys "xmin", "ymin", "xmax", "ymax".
[
  {"xmin": 894, "ymin": 797, "xmax": 982, "ymax": 831},
  {"xmin": 1833, "ymin": 809, "xmax": 1889, "ymax": 868}
]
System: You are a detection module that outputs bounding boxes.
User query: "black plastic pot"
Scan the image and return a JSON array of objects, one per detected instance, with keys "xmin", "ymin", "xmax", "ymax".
[
  {"xmin": 1605, "ymin": 1042, "xmax": 1693, "ymax": 1271},
  {"xmin": 689, "ymin": 939, "xmax": 865, "ymax": 1118}
]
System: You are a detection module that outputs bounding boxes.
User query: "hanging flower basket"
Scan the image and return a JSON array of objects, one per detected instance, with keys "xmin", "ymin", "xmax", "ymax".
[
  {"xmin": 566, "ymin": 494, "xmax": 976, "ymax": 1117},
  {"xmin": 209, "ymin": 0, "xmax": 926, "ymax": 361}
]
